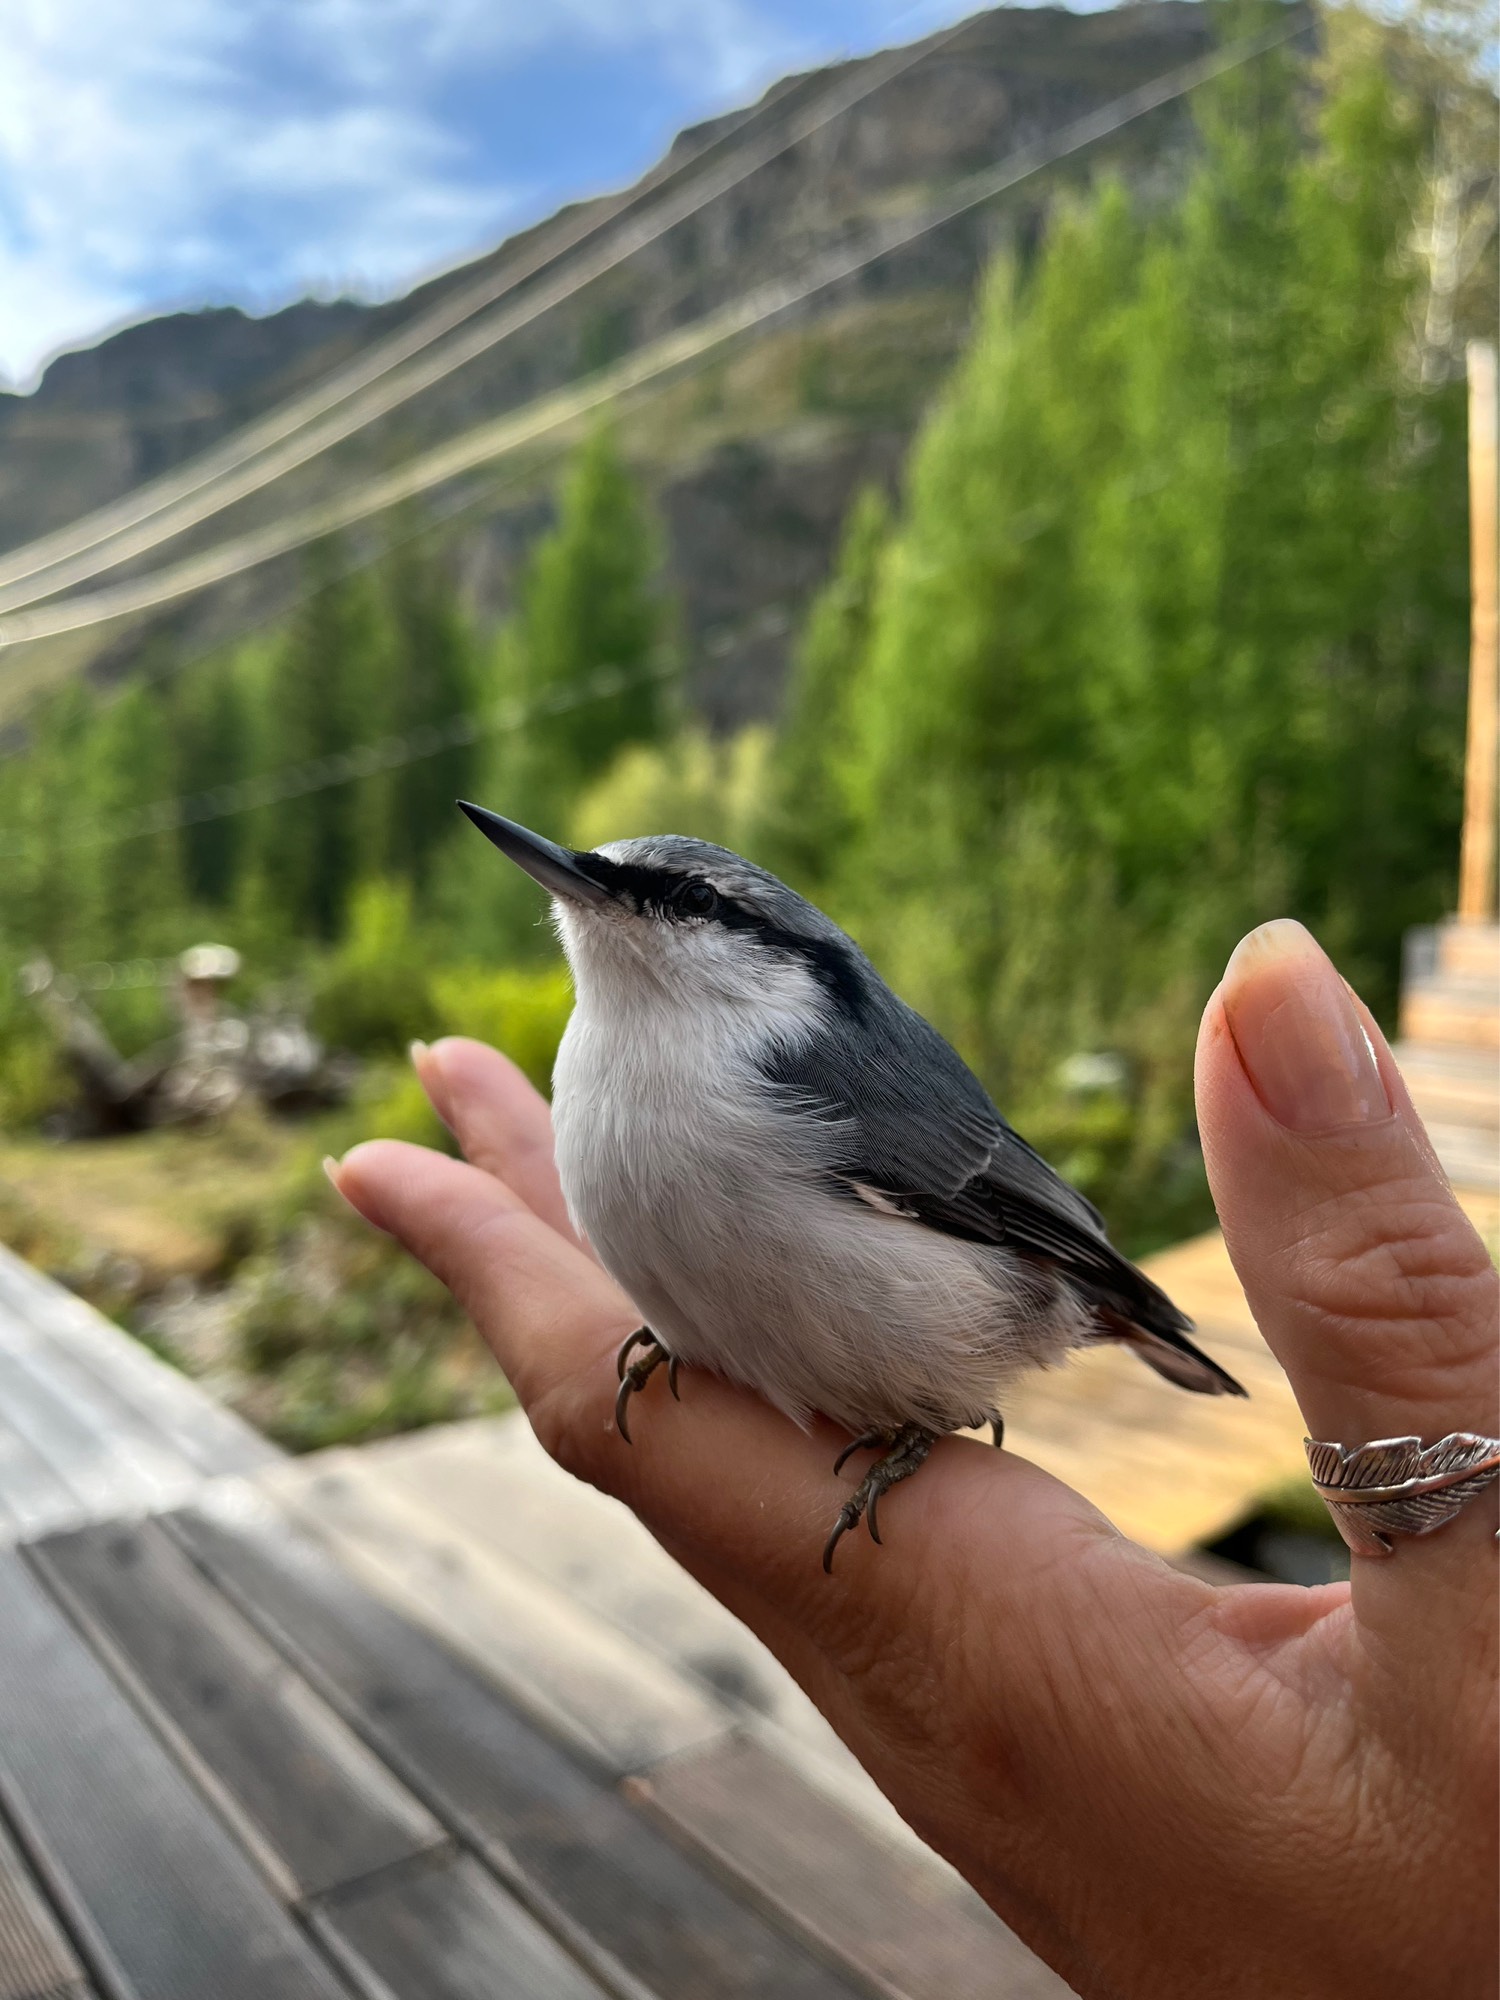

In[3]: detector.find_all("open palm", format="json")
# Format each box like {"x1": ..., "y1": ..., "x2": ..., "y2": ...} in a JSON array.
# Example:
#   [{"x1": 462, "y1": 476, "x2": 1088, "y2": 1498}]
[{"x1": 330, "y1": 922, "x2": 1497, "y2": 2000}]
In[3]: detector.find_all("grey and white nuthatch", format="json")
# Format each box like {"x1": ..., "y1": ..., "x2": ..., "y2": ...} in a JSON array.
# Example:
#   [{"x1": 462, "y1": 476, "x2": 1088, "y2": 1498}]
[{"x1": 460, "y1": 804, "x2": 1246, "y2": 1570}]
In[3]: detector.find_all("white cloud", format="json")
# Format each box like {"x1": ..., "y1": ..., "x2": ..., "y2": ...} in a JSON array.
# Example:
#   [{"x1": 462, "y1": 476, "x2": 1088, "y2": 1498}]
[{"x1": 0, "y1": 0, "x2": 785, "y2": 388}]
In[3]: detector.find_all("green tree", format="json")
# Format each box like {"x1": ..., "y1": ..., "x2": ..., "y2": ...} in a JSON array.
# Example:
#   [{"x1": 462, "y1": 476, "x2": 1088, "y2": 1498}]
[
  {"x1": 755, "y1": 485, "x2": 890, "y2": 893},
  {"x1": 507, "y1": 427, "x2": 669, "y2": 827},
  {"x1": 80, "y1": 677, "x2": 187, "y2": 960},
  {"x1": 365, "y1": 532, "x2": 479, "y2": 889},
  {"x1": 251, "y1": 540, "x2": 375, "y2": 940},
  {"x1": 171, "y1": 657, "x2": 251, "y2": 909}
]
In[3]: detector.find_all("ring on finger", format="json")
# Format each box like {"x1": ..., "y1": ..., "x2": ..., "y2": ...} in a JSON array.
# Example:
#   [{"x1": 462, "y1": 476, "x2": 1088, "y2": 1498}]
[{"x1": 1305, "y1": 1432, "x2": 1500, "y2": 1558}]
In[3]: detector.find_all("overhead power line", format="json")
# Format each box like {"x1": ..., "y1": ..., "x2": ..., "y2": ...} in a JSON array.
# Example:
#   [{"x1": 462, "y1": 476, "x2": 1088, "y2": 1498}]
[
  {"x1": 0, "y1": 21, "x2": 975, "y2": 615},
  {"x1": 0, "y1": 18, "x2": 1308, "y2": 654}
]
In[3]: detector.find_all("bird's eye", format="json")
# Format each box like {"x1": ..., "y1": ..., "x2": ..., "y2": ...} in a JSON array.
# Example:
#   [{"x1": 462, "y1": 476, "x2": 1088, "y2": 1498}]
[{"x1": 670, "y1": 877, "x2": 718, "y2": 920}]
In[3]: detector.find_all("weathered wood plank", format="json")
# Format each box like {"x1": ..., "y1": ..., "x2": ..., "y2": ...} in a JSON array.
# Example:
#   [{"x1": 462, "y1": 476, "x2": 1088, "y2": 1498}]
[
  {"x1": 31, "y1": 1518, "x2": 445, "y2": 1902},
  {"x1": 0, "y1": 1303, "x2": 199, "y2": 1515},
  {"x1": 310, "y1": 1848, "x2": 610, "y2": 2000},
  {"x1": 0, "y1": 1323, "x2": 182, "y2": 1525},
  {"x1": 260, "y1": 1450, "x2": 727, "y2": 1776},
  {"x1": 0, "y1": 1405, "x2": 79, "y2": 1546},
  {"x1": 329, "y1": 1419, "x2": 912, "y2": 1838},
  {"x1": 0, "y1": 1810, "x2": 92, "y2": 2000},
  {"x1": 0, "y1": 1249, "x2": 276, "y2": 1482},
  {"x1": 0, "y1": 1550, "x2": 345, "y2": 2000},
  {"x1": 170, "y1": 1489, "x2": 872, "y2": 2000},
  {"x1": 631, "y1": 1737, "x2": 1074, "y2": 2000}
]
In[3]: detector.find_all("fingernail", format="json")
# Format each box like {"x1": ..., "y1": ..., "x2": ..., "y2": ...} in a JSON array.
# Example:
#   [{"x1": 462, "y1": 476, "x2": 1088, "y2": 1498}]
[
  {"x1": 321, "y1": 1154, "x2": 344, "y2": 1192},
  {"x1": 410, "y1": 1039, "x2": 452, "y2": 1128},
  {"x1": 1222, "y1": 920, "x2": 1391, "y2": 1133}
]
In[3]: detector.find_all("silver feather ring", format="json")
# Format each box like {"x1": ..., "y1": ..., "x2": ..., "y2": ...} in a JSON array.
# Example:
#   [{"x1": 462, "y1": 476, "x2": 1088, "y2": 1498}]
[{"x1": 1305, "y1": 1433, "x2": 1500, "y2": 1557}]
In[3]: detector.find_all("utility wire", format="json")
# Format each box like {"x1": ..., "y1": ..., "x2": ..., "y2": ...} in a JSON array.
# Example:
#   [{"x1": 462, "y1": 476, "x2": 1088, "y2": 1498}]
[
  {"x1": 0, "y1": 22, "x2": 976, "y2": 612},
  {"x1": 0, "y1": 18, "x2": 1308, "y2": 653}
]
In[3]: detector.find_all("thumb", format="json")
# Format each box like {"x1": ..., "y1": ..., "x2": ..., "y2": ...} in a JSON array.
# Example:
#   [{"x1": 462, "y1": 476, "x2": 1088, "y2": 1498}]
[{"x1": 1194, "y1": 920, "x2": 1497, "y2": 1664}]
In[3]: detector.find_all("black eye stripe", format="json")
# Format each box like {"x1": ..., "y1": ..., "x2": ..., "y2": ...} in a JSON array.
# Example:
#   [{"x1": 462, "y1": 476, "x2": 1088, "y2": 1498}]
[{"x1": 570, "y1": 853, "x2": 868, "y2": 1017}]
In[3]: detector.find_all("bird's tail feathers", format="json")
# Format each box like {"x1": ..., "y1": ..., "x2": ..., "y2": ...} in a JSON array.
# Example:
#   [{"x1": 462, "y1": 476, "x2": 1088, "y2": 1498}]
[{"x1": 1115, "y1": 1322, "x2": 1247, "y2": 1397}]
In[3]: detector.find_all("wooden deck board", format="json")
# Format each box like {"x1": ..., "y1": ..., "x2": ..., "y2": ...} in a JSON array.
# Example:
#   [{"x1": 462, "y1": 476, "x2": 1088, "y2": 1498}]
[
  {"x1": 268, "y1": 1422, "x2": 1071, "y2": 1997},
  {"x1": 326, "y1": 1420, "x2": 924, "y2": 1840},
  {"x1": 0, "y1": 1405, "x2": 81, "y2": 1546},
  {"x1": 309, "y1": 1848, "x2": 612, "y2": 2000},
  {"x1": 169, "y1": 1488, "x2": 874, "y2": 2000},
  {"x1": 31, "y1": 1518, "x2": 446, "y2": 1903},
  {"x1": 630, "y1": 1736, "x2": 1071, "y2": 2000},
  {"x1": 0, "y1": 1248, "x2": 276, "y2": 1486},
  {"x1": 259, "y1": 1449, "x2": 729, "y2": 1777},
  {"x1": 0, "y1": 1307, "x2": 201, "y2": 1517},
  {"x1": 0, "y1": 1550, "x2": 344, "y2": 2000},
  {"x1": 0, "y1": 1813, "x2": 92, "y2": 2000}
]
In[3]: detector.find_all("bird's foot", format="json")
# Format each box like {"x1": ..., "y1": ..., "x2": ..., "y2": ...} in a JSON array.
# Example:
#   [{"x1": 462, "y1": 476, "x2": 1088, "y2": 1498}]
[
  {"x1": 823, "y1": 1422, "x2": 936, "y2": 1573},
  {"x1": 613, "y1": 1327, "x2": 676, "y2": 1442}
]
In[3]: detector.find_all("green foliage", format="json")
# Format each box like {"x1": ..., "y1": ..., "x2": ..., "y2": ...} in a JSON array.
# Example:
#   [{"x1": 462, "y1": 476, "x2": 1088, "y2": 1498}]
[
  {"x1": 250, "y1": 540, "x2": 376, "y2": 940},
  {"x1": 363, "y1": 529, "x2": 479, "y2": 887},
  {"x1": 171, "y1": 659, "x2": 251, "y2": 906},
  {"x1": 571, "y1": 726, "x2": 773, "y2": 858},
  {"x1": 430, "y1": 965, "x2": 575, "y2": 1096},
  {"x1": 310, "y1": 878, "x2": 434, "y2": 1055},
  {"x1": 505, "y1": 427, "x2": 671, "y2": 826},
  {"x1": 753, "y1": 486, "x2": 890, "y2": 892},
  {"x1": 0, "y1": 980, "x2": 66, "y2": 1130}
]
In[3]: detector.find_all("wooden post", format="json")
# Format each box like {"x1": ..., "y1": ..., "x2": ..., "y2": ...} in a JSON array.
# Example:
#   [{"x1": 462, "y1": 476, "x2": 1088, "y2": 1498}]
[{"x1": 1458, "y1": 339, "x2": 1498, "y2": 924}]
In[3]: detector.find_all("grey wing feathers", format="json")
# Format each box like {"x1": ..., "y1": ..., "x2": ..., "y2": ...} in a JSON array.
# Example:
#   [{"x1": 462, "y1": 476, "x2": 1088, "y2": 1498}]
[{"x1": 761, "y1": 990, "x2": 1243, "y2": 1394}]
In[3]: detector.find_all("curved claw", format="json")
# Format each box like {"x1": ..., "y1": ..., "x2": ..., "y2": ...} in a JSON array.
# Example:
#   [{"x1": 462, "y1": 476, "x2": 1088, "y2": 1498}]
[
  {"x1": 616, "y1": 1328, "x2": 654, "y2": 1381},
  {"x1": 614, "y1": 1374, "x2": 637, "y2": 1444},
  {"x1": 866, "y1": 1485, "x2": 883, "y2": 1545},
  {"x1": 822, "y1": 1504, "x2": 862, "y2": 1575},
  {"x1": 990, "y1": 1415, "x2": 1006, "y2": 1451},
  {"x1": 832, "y1": 1431, "x2": 886, "y2": 1478},
  {"x1": 667, "y1": 1354, "x2": 681, "y2": 1401}
]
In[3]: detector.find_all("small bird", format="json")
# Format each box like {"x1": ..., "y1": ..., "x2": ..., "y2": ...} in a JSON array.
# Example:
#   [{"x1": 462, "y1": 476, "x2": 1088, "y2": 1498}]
[{"x1": 459, "y1": 804, "x2": 1246, "y2": 1570}]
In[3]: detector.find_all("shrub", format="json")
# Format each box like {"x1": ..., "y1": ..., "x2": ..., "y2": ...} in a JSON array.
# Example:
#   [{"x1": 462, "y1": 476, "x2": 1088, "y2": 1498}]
[
  {"x1": 430, "y1": 965, "x2": 575, "y2": 1096},
  {"x1": 310, "y1": 878, "x2": 433, "y2": 1055}
]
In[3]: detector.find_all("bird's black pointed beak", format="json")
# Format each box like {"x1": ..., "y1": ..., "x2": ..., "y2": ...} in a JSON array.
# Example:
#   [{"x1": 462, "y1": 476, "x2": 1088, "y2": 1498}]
[{"x1": 457, "y1": 803, "x2": 613, "y2": 907}]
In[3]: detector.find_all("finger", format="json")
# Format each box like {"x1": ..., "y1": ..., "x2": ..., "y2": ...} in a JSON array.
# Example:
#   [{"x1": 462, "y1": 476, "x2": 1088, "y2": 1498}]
[
  {"x1": 1195, "y1": 921, "x2": 1497, "y2": 1648},
  {"x1": 411, "y1": 1037, "x2": 585, "y2": 1251},
  {"x1": 332, "y1": 1138, "x2": 631, "y2": 1417}
]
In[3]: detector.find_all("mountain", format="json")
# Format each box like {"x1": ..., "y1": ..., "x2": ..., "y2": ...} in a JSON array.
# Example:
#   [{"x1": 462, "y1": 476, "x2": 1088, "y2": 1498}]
[{"x1": 0, "y1": 3, "x2": 1243, "y2": 727}]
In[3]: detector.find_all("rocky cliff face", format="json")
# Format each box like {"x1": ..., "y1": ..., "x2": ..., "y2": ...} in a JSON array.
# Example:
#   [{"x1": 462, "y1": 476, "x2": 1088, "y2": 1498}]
[{"x1": 0, "y1": 4, "x2": 1228, "y2": 723}]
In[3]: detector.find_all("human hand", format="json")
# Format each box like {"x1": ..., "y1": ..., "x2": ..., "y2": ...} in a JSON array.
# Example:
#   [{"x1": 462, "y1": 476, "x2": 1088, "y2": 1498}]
[{"x1": 327, "y1": 920, "x2": 1498, "y2": 2000}]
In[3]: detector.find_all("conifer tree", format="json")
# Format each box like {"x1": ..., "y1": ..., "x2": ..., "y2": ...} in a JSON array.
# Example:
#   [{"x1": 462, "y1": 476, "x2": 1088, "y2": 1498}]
[
  {"x1": 252, "y1": 539, "x2": 374, "y2": 940},
  {"x1": 171, "y1": 657, "x2": 250, "y2": 909},
  {"x1": 755, "y1": 485, "x2": 889, "y2": 893},
  {"x1": 366, "y1": 532, "x2": 478, "y2": 888},
  {"x1": 507, "y1": 427, "x2": 669, "y2": 829},
  {"x1": 81, "y1": 678, "x2": 186, "y2": 960}
]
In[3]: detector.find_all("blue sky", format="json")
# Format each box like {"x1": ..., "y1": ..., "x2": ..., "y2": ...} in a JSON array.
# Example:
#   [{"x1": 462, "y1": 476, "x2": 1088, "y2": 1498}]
[{"x1": 0, "y1": 0, "x2": 1054, "y2": 391}]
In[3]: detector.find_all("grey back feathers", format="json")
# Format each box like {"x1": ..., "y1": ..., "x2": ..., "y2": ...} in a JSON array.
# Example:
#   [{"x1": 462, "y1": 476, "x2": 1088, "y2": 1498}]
[{"x1": 546, "y1": 832, "x2": 1246, "y2": 1426}]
